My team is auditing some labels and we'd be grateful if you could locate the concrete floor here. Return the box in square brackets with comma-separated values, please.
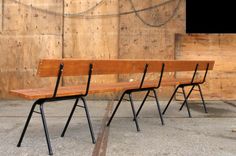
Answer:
[0, 99, 236, 156]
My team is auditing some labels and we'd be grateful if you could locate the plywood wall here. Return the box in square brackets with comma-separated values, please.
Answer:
[0, 0, 120, 99]
[0, 0, 63, 98]
[0, 0, 2, 32]
[63, 0, 119, 99]
[118, 0, 185, 98]
[0, 0, 236, 100]
[63, 0, 119, 83]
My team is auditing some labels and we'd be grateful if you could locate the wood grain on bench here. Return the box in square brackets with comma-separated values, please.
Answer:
[10, 78, 203, 100]
[37, 59, 214, 77]
[10, 59, 214, 100]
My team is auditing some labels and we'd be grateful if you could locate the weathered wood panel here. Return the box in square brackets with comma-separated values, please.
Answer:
[37, 59, 213, 77]
[63, 0, 119, 99]
[0, 0, 2, 32]
[0, 0, 63, 99]
[175, 34, 236, 100]
[3, 0, 62, 35]
[0, 35, 62, 98]
[118, 0, 185, 99]
[1, 0, 236, 100]
[64, 0, 119, 59]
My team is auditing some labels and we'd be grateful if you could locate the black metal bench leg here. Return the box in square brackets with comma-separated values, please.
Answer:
[179, 86, 191, 111]
[181, 87, 192, 118]
[153, 90, 164, 125]
[129, 93, 140, 132]
[135, 90, 150, 119]
[197, 84, 208, 113]
[107, 92, 125, 126]
[40, 104, 53, 155]
[162, 86, 179, 115]
[81, 97, 96, 144]
[61, 98, 79, 137]
[17, 100, 40, 147]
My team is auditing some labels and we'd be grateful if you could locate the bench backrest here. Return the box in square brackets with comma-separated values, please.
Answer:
[37, 59, 214, 77]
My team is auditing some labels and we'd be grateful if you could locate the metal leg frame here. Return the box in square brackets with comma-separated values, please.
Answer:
[61, 98, 79, 137]
[81, 97, 96, 144]
[129, 93, 140, 132]
[180, 87, 192, 118]
[164, 83, 208, 118]
[179, 85, 195, 111]
[179, 84, 208, 115]
[107, 88, 165, 131]
[17, 63, 96, 155]
[17, 99, 53, 155]
[106, 92, 126, 127]
[61, 97, 96, 144]
[135, 91, 150, 119]
[197, 84, 208, 113]
[17, 101, 38, 147]
[162, 86, 180, 115]
[40, 104, 53, 155]
[17, 96, 97, 155]
[153, 90, 164, 125]
[107, 63, 165, 131]
[107, 92, 141, 131]
[135, 90, 164, 125]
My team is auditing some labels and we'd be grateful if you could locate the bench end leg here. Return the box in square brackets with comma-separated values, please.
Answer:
[61, 98, 79, 137]
[129, 94, 140, 132]
[81, 97, 96, 144]
[17, 101, 39, 147]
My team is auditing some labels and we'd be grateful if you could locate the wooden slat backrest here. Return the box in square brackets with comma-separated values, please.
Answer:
[37, 59, 215, 77]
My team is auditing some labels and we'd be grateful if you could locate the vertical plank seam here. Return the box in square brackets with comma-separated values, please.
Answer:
[1, 0, 4, 32]
[62, 0, 65, 58]
[174, 33, 179, 100]
[117, 0, 121, 86]
[61, 0, 65, 86]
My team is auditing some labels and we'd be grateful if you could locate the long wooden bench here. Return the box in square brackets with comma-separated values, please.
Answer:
[10, 59, 214, 155]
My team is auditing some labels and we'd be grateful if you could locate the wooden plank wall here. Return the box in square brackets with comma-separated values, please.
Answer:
[0, 0, 120, 99]
[0, 0, 63, 99]
[175, 34, 236, 100]
[63, 0, 119, 99]
[0, 0, 235, 100]
[118, 0, 185, 99]
[0, 0, 2, 32]
[63, 0, 118, 85]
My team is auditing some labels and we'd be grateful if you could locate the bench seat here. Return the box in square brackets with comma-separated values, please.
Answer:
[10, 78, 201, 100]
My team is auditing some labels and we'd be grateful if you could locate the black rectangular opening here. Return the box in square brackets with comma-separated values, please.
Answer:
[186, 0, 236, 33]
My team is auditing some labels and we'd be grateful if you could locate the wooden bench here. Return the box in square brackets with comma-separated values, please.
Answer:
[10, 59, 214, 155]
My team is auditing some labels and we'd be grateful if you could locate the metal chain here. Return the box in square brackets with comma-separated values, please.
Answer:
[8, 0, 181, 27]
[129, 0, 181, 27]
